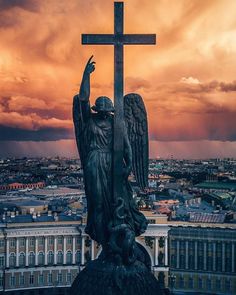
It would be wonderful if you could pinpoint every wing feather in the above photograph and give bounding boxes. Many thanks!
[124,93,149,190]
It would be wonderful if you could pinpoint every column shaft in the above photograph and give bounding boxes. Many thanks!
[165,237,168,266]
[185,240,189,269]
[44,237,48,265]
[72,236,76,264]
[25,238,29,266]
[54,237,57,265]
[6,239,9,268]
[176,240,180,268]
[222,242,225,272]
[81,236,85,265]
[203,242,207,270]
[155,237,159,266]
[16,238,19,267]
[63,236,67,265]
[213,242,216,271]
[194,241,198,270]
[232,242,235,273]
[35,238,38,266]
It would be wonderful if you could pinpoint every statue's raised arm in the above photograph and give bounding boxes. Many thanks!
[72,56,95,168]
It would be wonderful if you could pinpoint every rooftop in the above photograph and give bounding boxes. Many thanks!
[195,181,236,190]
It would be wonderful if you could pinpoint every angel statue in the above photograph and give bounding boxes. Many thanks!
[73,56,149,262]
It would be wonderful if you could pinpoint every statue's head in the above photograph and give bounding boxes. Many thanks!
[91,96,114,113]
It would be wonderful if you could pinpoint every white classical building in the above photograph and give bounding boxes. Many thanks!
[0,214,170,294]
[1,214,236,294]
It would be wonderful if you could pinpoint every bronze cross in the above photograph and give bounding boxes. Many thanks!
[82,2,156,217]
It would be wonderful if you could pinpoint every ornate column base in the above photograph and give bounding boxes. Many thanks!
[71,257,163,295]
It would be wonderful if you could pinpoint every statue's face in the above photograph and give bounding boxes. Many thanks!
[97,110,110,119]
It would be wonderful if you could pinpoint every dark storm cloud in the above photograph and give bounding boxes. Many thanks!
[219,81,236,92]
[0,96,10,112]
[0,125,73,141]
[0,0,40,12]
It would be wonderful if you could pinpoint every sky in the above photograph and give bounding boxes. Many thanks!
[0,0,236,159]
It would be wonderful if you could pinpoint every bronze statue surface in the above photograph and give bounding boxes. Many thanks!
[71,2,163,294]
[73,57,148,249]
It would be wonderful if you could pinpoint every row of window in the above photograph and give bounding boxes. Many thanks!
[0,272,73,288]
[3,236,81,248]
[171,240,235,252]
[170,254,235,272]
[1,251,81,268]
[176,276,232,292]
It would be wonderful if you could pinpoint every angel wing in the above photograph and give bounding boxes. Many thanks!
[124,93,149,190]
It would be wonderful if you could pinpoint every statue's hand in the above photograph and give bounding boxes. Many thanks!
[85,55,95,74]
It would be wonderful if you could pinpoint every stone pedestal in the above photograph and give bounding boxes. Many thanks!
[71,257,163,295]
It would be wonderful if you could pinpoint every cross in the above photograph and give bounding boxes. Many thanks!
[82,2,156,221]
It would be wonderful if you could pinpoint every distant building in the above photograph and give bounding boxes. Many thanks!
[169,224,236,295]
[0,218,89,295]
[0,182,45,193]
[0,211,235,294]
[24,187,84,201]
[194,181,236,192]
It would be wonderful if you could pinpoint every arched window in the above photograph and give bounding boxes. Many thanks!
[29,252,35,266]
[57,251,63,265]
[19,252,25,267]
[9,253,16,268]
[66,251,72,264]
[38,252,44,266]
[48,251,54,265]
[76,251,81,264]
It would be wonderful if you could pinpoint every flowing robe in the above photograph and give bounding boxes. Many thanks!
[73,95,147,245]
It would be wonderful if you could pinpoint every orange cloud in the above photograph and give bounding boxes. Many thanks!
[0,0,236,157]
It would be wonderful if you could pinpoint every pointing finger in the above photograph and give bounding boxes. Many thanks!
[87,55,94,65]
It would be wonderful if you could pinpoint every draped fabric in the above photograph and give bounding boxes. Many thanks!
[73,95,147,245]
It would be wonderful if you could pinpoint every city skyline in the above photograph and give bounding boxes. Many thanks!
[0,0,236,158]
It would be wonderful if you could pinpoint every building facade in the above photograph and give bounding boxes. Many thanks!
[0,217,235,294]
[169,224,236,294]
[0,221,92,294]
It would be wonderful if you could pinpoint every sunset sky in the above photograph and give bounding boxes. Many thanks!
[0,0,236,159]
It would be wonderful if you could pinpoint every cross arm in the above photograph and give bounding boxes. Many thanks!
[82,34,156,45]
[122,34,156,45]
[82,34,115,45]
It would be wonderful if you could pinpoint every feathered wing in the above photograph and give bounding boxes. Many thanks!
[124,93,149,190]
